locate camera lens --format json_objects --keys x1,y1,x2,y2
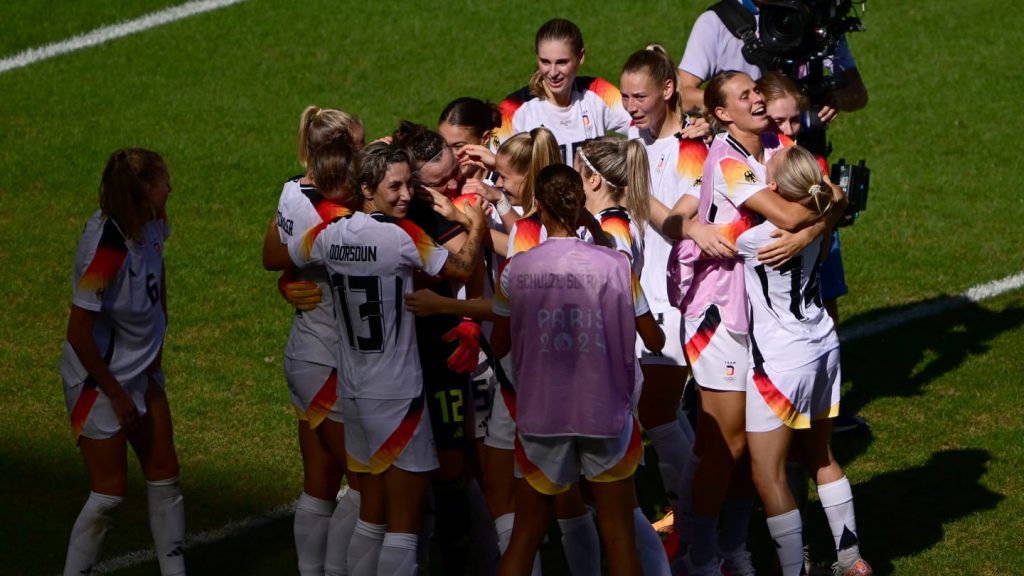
[{"x1": 761, "y1": 3, "x2": 811, "y2": 53}]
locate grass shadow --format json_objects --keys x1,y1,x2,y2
[
  {"x1": 0, "y1": 436, "x2": 300, "y2": 575},
  {"x1": 803, "y1": 448, "x2": 1004, "y2": 575},
  {"x1": 839, "y1": 296, "x2": 1024, "y2": 416}
]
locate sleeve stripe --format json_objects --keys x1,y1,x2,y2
[{"x1": 396, "y1": 219, "x2": 439, "y2": 267}]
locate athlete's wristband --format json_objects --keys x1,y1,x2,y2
[{"x1": 494, "y1": 194, "x2": 512, "y2": 216}]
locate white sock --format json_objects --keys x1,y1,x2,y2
[
  {"x1": 495, "y1": 512, "x2": 515, "y2": 556},
  {"x1": 295, "y1": 492, "x2": 335, "y2": 576},
  {"x1": 674, "y1": 452, "x2": 699, "y2": 553},
  {"x1": 467, "y1": 478, "x2": 500, "y2": 575},
  {"x1": 633, "y1": 507, "x2": 670, "y2": 576},
  {"x1": 689, "y1": 513, "x2": 719, "y2": 568},
  {"x1": 378, "y1": 532, "x2": 418, "y2": 576},
  {"x1": 326, "y1": 488, "x2": 361, "y2": 576},
  {"x1": 147, "y1": 477, "x2": 186, "y2": 576},
  {"x1": 766, "y1": 509, "x2": 804, "y2": 576},
  {"x1": 647, "y1": 421, "x2": 692, "y2": 516},
  {"x1": 818, "y1": 476, "x2": 861, "y2": 568},
  {"x1": 718, "y1": 497, "x2": 753, "y2": 558},
  {"x1": 64, "y1": 491, "x2": 123, "y2": 576},
  {"x1": 495, "y1": 513, "x2": 541, "y2": 575},
  {"x1": 347, "y1": 520, "x2": 385, "y2": 576},
  {"x1": 558, "y1": 511, "x2": 600, "y2": 576}
]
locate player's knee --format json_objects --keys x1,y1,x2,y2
[
  {"x1": 90, "y1": 474, "x2": 129, "y2": 497},
  {"x1": 143, "y1": 454, "x2": 180, "y2": 482}
]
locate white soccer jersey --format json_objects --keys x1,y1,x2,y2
[
  {"x1": 505, "y1": 215, "x2": 548, "y2": 258},
  {"x1": 302, "y1": 212, "x2": 448, "y2": 399},
  {"x1": 276, "y1": 177, "x2": 352, "y2": 366},
  {"x1": 629, "y1": 125, "x2": 709, "y2": 313},
  {"x1": 736, "y1": 222, "x2": 839, "y2": 372},
  {"x1": 498, "y1": 77, "x2": 632, "y2": 165},
  {"x1": 579, "y1": 207, "x2": 645, "y2": 277},
  {"x1": 60, "y1": 211, "x2": 169, "y2": 385}
]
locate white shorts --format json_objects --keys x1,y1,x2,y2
[
  {"x1": 284, "y1": 357, "x2": 343, "y2": 427},
  {"x1": 746, "y1": 348, "x2": 841, "y2": 433},
  {"x1": 484, "y1": 381, "x2": 516, "y2": 451},
  {"x1": 684, "y1": 306, "x2": 749, "y2": 392},
  {"x1": 63, "y1": 370, "x2": 162, "y2": 441},
  {"x1": 514, "y1": 417, "x2": 643, "y2": 495},
  {"x1": 637, "y1": 308, "x2": 687, "y2": 367},
  {"x1": 342, "y1": 395, "x2": 438, "y2": 474}
]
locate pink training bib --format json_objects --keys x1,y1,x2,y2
[{"x1": 507, "y1": 239, "x2": 636, "y2": 437}]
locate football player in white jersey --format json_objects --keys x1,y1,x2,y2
[
  {"x1": 617, "y1": 45, "x2": 714, "y2": 565},
  {"x1": 736, "y1": 145, "x2": 871, "y2": 576},
  {"x1": 439, "y1": 97, "x2": 503, "y2": 184},
  {"x1": 60, "y1": 149, "x2": 185, "y2": 576},
  {"x1": 298, "y1": 137, "x2": 487, "y2": 576},
  {"x1": 662, "y1": 71, "x2": 843, "y2": 575},
  {"x1": 496, "y1": 18, "x2": 631, "y2": 166},
  {"x1": 262, "y1": 106, "x2": 365, "y2": 576}
]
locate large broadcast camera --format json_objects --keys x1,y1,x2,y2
[
  {"x1": 712, "y1": 0, "x2": 871, "y2": 225},
  {"x1": 757, "y1": 0, "x2": 865, "y2": 100},
  {"x1": 760, "y1": 1, "x2": 869, "y2": 226}
]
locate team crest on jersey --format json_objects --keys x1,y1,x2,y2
[
  {"x1": 656, "y1": 155, "x2": 666, "y2": 171},
  {"x1": 724, "y1": 362, "x2": 736, "y2": 381},
  {"x1": 743, "y1": 170, "x2": 756, "y2": 184},
  {"x1": 582, "y1": 113, "x2": 591, "y2": 129}
]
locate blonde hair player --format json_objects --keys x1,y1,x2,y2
[
  {"x1": 736, "y1": 145, "x2": 872, "y2": 576},
  {"x1": 60, "y1": 148, "x2": 186, "y2": 576},
  {"x1": 292, "y1": 135, "x2": 487, "y2": 575},
  {"x1": 618, "y1": 43, "x2": 713, "y2": 565},
  {"x1": 663, "y1": 70, "x2": 845, "y2": 575},
  {"x1": 262, "y1": 105, "x2": 364, "y2": 576},
  {"x1": 496, "y1": 18, "x2": 632, "y2": 165},
  {"x1": 574, "y1": 137, "x2": 674, "y2": 574}
]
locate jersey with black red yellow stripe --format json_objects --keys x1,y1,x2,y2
[
  {"x1": 736, "y1": 222, "x2": 838, "y2": 373},
  {"x1": 680, "y1": 132, "x2": 786, "y2": 332},
  {"x1": 60, "y1": 211, "x2": 169, "y2": 385},
  {"x1": 579, "y1": 207, "x2": 644, "y2": 277},
  {"x1": 303, "y1": 211, "x2": 448, "y2": 399},
  {"x1": 276, "y1": 176, "x2": 352, "y2": 366},
  {"x1": 629, "y1": 123, "x2": 708, "y2": 313},
  {"x1": 497, "y1": 76, "x2": 632, "y2": 165}
]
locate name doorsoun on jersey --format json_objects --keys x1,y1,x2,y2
[{"x1": 328, "y1": 244, "x2": 378, "y2": 262}]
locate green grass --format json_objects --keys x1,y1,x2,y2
[{"x1": 1, "y1": 1, "x2": 1022, "y2": 574}]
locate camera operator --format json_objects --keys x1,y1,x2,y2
[{"x1": 677, "y1": 0, "x2": 868, "y2": 128}]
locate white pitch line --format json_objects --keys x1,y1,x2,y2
[
  {"x1": 0, "y1": 0, "x2": 247, "y2": 75},
  {"x1": 840, "y1": 271, "x2": 1024, "y2": 343},
  {"x1": 86, "y1": 272, "x2": 1024, "y2": 573},
  {"x1": 90, "y1": 501, "x2": 296, "y2": 574}
]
